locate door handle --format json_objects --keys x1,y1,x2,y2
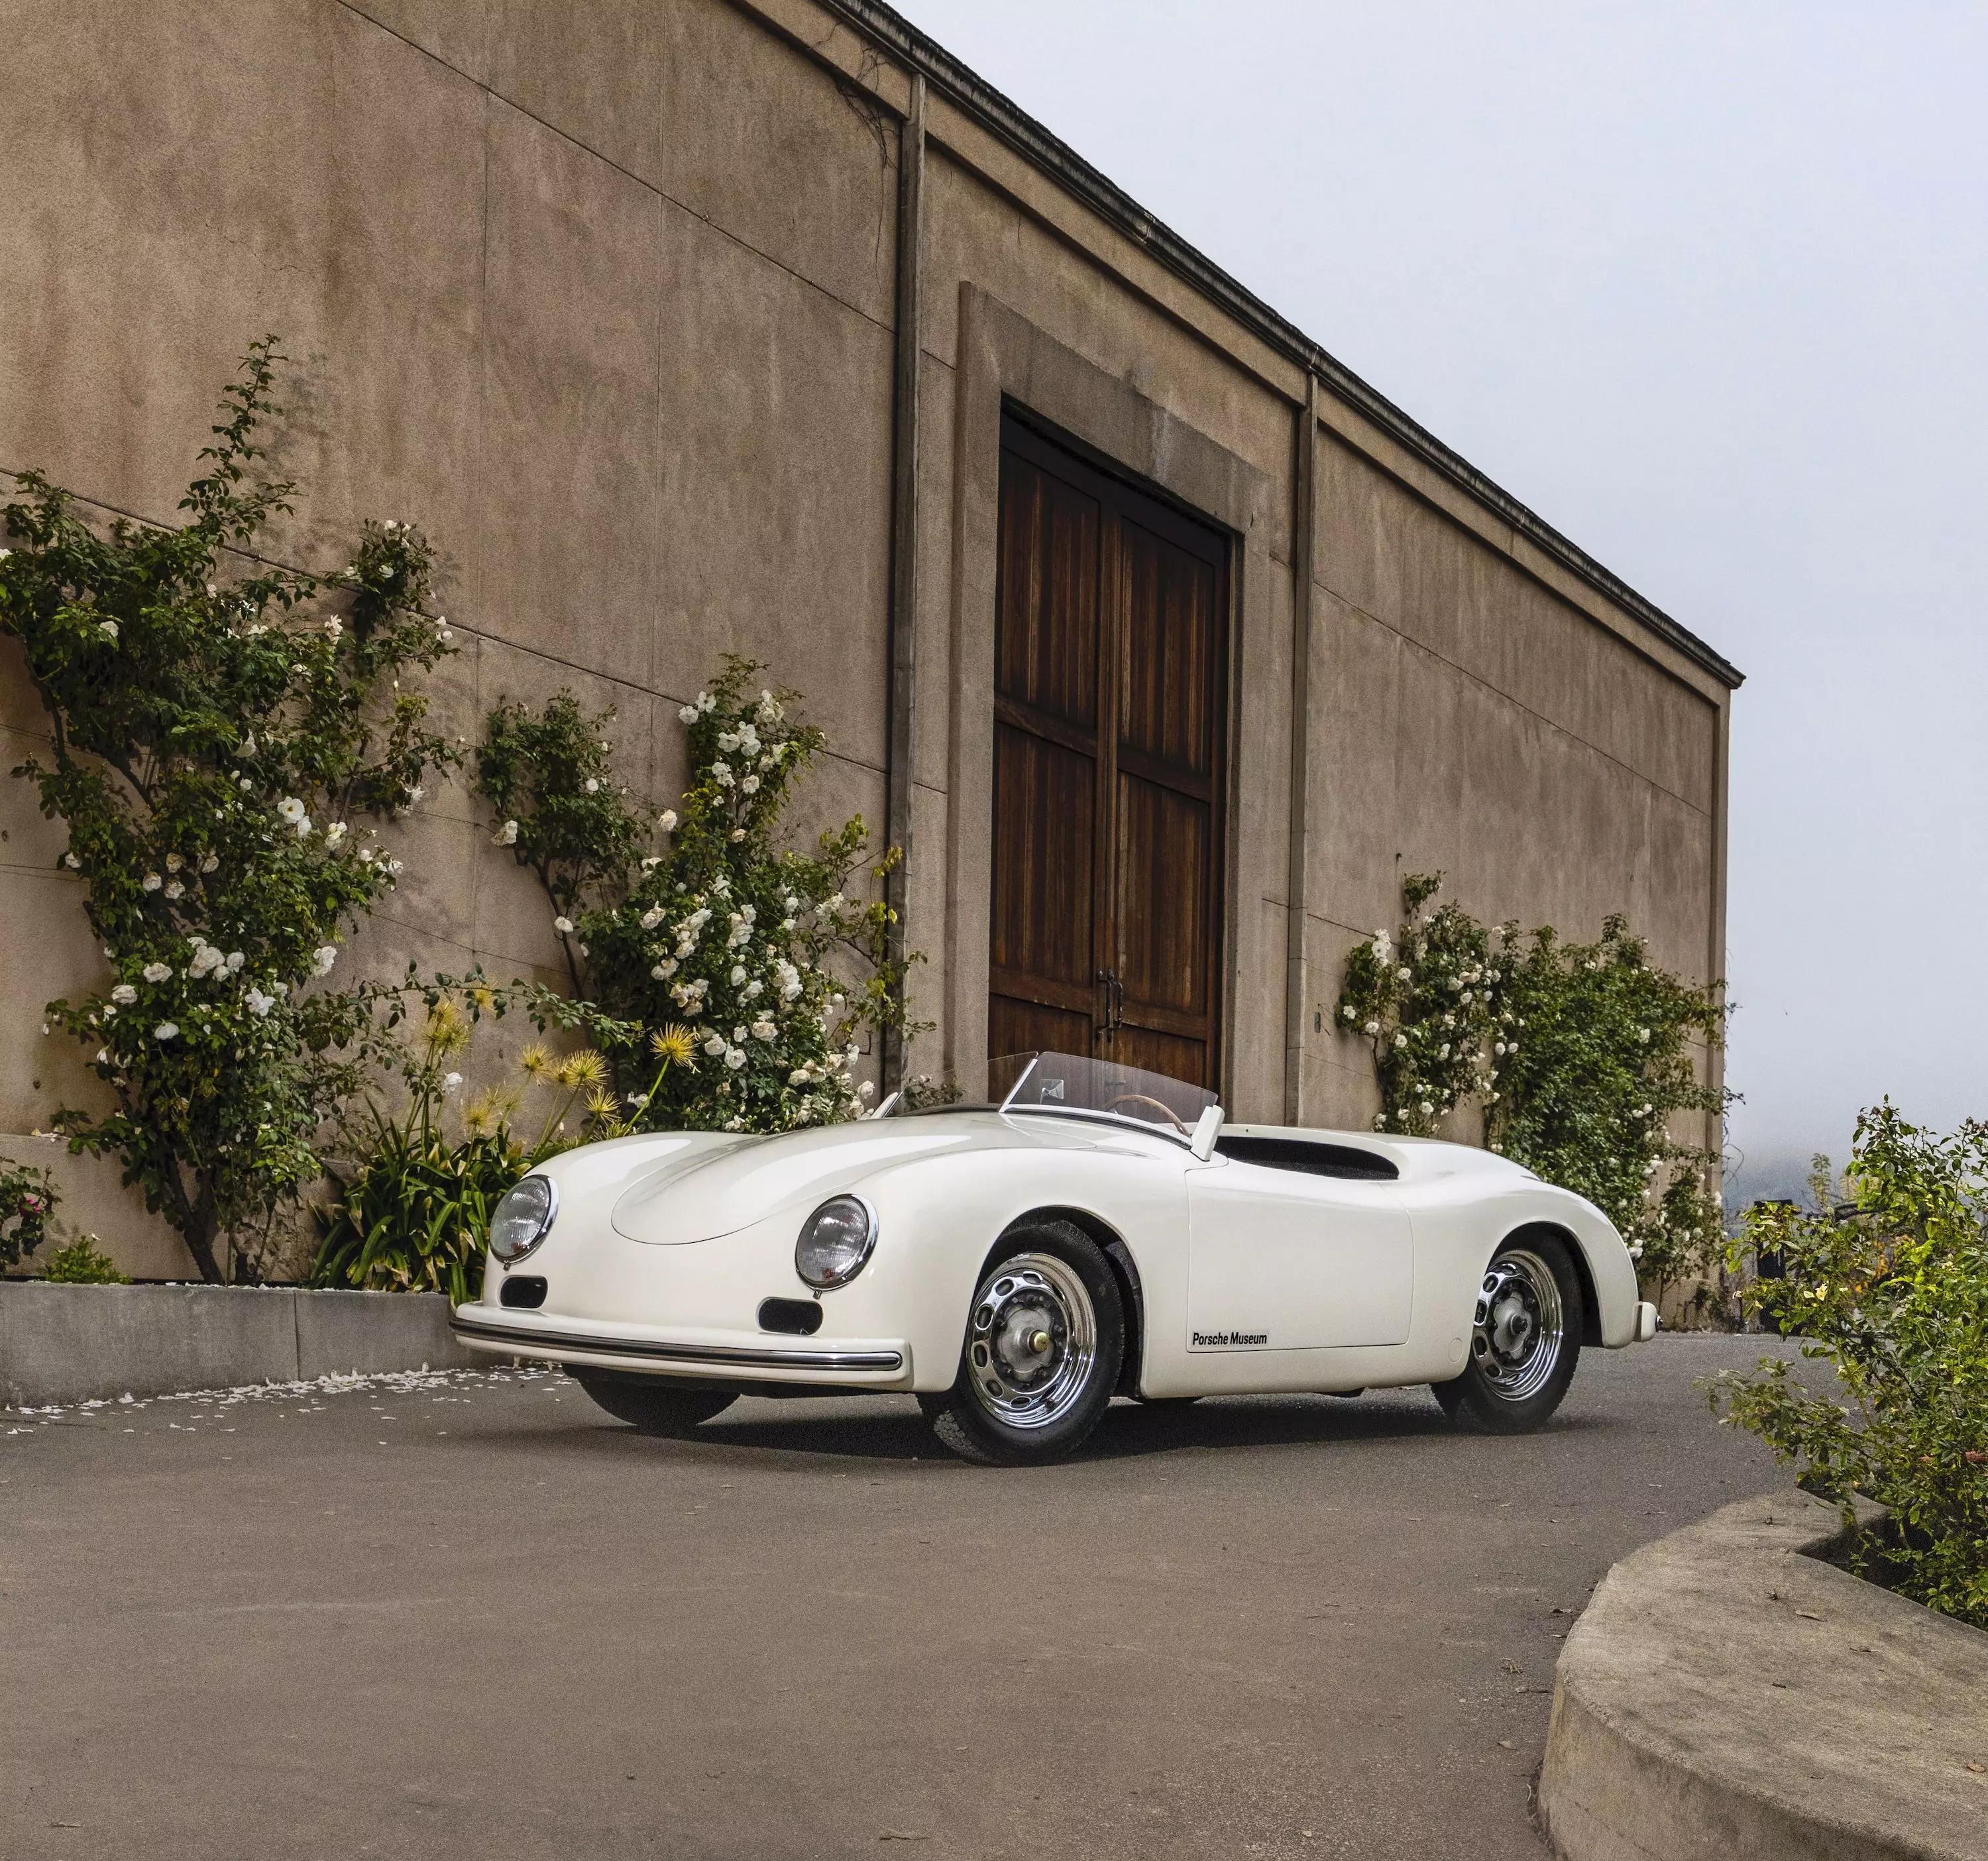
[{"x1": 1096, "y1": 967, "x2": 1123, "y2": 1037}]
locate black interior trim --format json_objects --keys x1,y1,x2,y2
[{"x1": 1215, "y1": 1134, "x2": 1400, "y2": 1182}]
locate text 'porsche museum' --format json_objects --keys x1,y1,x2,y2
[{"x1": 453, "y1": 1053, "x2": 1659, "y2": 1464}]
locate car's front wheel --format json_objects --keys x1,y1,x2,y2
[
  {"x1": 1431, "y1": 1234, "x2": 1584, "y2": 1432},
  {"x1": 920, "y1": 1222, "x2": 1123, "y2": 1465},
  {"x1": 571, "y1": 1371, "x2": 736, "y2": 1436}
]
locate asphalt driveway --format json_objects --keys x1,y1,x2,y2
[{"x1": 2, "y1": 1333, "x2": 1804, "y2": 1860}]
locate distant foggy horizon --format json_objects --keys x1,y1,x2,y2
[{"x1": 899, "y1": 0, "x2": 1988, "y2": 1205}]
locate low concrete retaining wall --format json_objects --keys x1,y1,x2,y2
[
  {"x1": 0, "y1": 1282, "x2": 480, "y2": 1406},
  {"x1": 1539, "y1": 1489, "x2": 1988, "y2": 1861}
]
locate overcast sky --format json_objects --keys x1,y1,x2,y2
[{"x1": 898, "y1": 0, "x2": 1988, "y2": 1198}]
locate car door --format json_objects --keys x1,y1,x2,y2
[{"x1": 1185, "y1": 1154, "x2": 1413, "y2": 1350}]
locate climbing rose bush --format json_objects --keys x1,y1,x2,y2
[
  {"x1": 0, "y1": 340, "x2": 459, "y2": 1282},
  {"x1": 478, "y1": 657, "x2": 916, "y2": 1133},
  {"x1": 1337, "y1": 873, "x2": 1728, "y2": 1303}
]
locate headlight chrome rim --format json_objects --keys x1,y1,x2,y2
[
  {"x1": 795, "y1": 1193, "x2": 877, "y2": 1291},
  {"x1": 489, "y1": 1173, "x2": 559, "y2": 1266}
]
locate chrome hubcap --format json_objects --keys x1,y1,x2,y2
[
  {"x1": 1471, "y1": 1248, "x2": 1565, "y2": 1402},
  {"x1": 966, "y1": 1252, "x2": 1097, "y2": 1431}
]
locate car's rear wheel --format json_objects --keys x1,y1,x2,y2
[
  {"x1": 571, "y1": 1371, "x2": 736, "y2": 1436},
  {"x1": 920, "y1": 1222, "x2": 1123, "y2": 1465},
  {"x1": 1431, "y1": 1234, "x2": 1584, "y2": 1433}
]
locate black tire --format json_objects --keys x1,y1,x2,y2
[
  {"x1": 1431, "y1": 1232, "x2": 1584, "y2": 1434},
  {"x1": 573, "y1": 1371, "x2": 736, "y2": 1436},
  {"x1": 921, "y1": 1221, "x2": 1124, "y2": 1466}
]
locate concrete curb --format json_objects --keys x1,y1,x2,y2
[
  {"x1": 1539, "y1": 1489, "x2": 1988, "y2": 1860},
  {"x1": 0, "y1": 1282, "x2": 478, "y2": 1407}
]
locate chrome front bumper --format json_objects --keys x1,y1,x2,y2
[{"x1": 451, "y1": 1306, "x2": 911, "y2": 1385}]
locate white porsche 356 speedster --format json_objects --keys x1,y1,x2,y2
[{"x1": 452, "y1": 1051, "x2": 1659, "y2": 1464}]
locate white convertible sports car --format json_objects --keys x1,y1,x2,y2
[{"x1": 452, "y1": 1051, "x2": 1659, "y2": 1464}]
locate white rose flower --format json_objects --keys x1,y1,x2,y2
[
  {"x1": 1394, "y1": 1033, "x2": 1408, "y2": 1050},
  {"x1": 142, "y1": 962, "x2": 172, "y2": 983},
  {"x1": 163, "y1": 880, "x2": 186, "y2": 899},
  {"x1": 323, "y1": 616, "x2": 343, "y2": 640},
  {"x1": 199, "y1": 853, "x2": 219, "y2": 873},
  {"x1": 311, "y1": 945, "x2": 339, "y2": 977},
  {"x1": 751, "y1": 1019, "x2": 776, "y2": 1040},
  {"x1": 640, "y1": 906, "x2": 665, "y2": 930},
  {"x1": 406, "y1": 785, "x2": 424, "y2": 806},
  {"x1": 442, "y1": 1072, "x2": 464, "y2": 1094},
  {"x1": 96, "y1": 1049, "x2": 109, "y2": 1065},
  {"x1": 710, "y1": 763, "x2": 732, "y2": 786},
  {"x1": 225, "y1": 951, "x2": 245, "y2": 973},
  {"x1": 1342, "y1": 1004, "x2": 1356, "y2": 1020},
  {"x1": 98, "y1": 619, "x2": 119, "y2": 641},
  {"x1": 154, "y1": 1022, "x2": 179, "y2": 1041},
  {"x1": 324, "y1": 822, "x2": 347, "y2": 847},
  {"x1": 165, "y1": 853, "x2": 184, "y2": 873},
  {"x1": 679, "y1": 704, "x2": 699, "y2": 723},
  {"x1": 292, "y1": 818, "x2": 312, "y2": 839},
  {"x1": 702, "y1": 1034, "x2": 726, "y2": 1057},
  {"x1": 584, "y1": 777, "x2": 600, "y2": 794},
  {"x1": 111, "y1": 983, "x2": 138, "y2": 1006},
  {"x1": 276, "y1": 796, "x2": 306, "y2": 825},
  {"x1": 649, "y1": 961, "x2": 676, "y2": 981},
  {"x1": 740, "y1": 775, "x2": 759, "y2": 794},
  {"x1": 553, "y1": 916, "x2": 574, "y2": 935},
  {"x1": 729, "y1": 964, "x2": 747, "y2": 986},
  {"x1": 1363, "y1": 1019, "x2": 1380, "y2": 1036},
  {"x1": 717, "y1": 730, "x2": 740, "y2": 753},
  {"x1": 1637, "y1": 1027, "x2": 1650, "y2": 1043},
  {"x1": 724, "y1": 1045, "x2": 746, "y2": 1070},
  {"x1": 742, "y1": 979, "x2": 763, "y2": 1000},
  {"x1": 697, "y1": 691, "x2": 715, "y2": 712},
  {"x1": 494, "y1": 819, "x2": 519, "y2": 846},
  {"x1": 659, "y1": 810, "x2": 678, "y2": 833},
  {"x1": 142, "y1": 873, "x2": 163, "y2": 892}
]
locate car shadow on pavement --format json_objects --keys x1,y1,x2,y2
[{"x1": 522, "y1": 1389, "x2": 1611, "y2": 1466}]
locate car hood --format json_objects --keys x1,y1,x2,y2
[{"x1": 608, "y1": 1117, "x2": 999, "y2": 1245}]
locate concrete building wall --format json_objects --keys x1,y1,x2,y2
[{"x1": 0, "y1": 0, "x2": 1735, "y2": 1278}]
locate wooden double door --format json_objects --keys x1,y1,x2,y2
[{"x1": 989, "y1": 413, "x2": 1230, "y2": 1089}]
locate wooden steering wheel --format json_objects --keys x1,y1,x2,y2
[{"x1": 1105, "y1": 1092, "x2": 1190, "y2": 1134}]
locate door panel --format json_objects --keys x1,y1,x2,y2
[
  {"x1": 989, "y1": 723, "x2": 1095, "y2": 991},
  {"x1": 990, "y1": 414, "x2": 1229, "y2": 1088},
  {"x1": 996, "y1": 454, "x2": 1100, "y2": 728},
  {"x1": 1115, "y1": 774, "x2": 1212, "y2": 1018},
  {"x1": 1187, "y1": 1161, "x2": 1414, "y2": 1349}
]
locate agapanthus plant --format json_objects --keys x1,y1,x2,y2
[
  {"x1": 0, "y1": 339, "x2": 461, "y2": 1281},
  {"x1": 477, "y1": 657, "x2": 918, "y2": 1133}
]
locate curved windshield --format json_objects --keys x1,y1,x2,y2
[{"x1": 989, "y1": 1051, "x2": 1217, "y2": 1137}]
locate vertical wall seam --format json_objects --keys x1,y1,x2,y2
[
  {"x1": 1283, "y1": 374, "x2": 1319, "y2": 1125},
  {"x1": 882, "y1": 72, "x2": 926, "y2": 1092}
]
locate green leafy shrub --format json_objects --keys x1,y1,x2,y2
[
  {"x1": 477, "y1": 657, "x2": 918, "y2": 1134},
  {"x1": 1707, "y1": 1104, "x2": 1988, "y2": 1629},
  {"x1": 40, "y1": 1236, "x2": 129, "y2": 1284},
  {"x1": 1, "y1": 1154, "x2": 58, "y2": 1269},
  {"x1": 0, "y1": 340, "x2": 460, "y2": 1281},
  {"x1": 1335, "y1": 873, "x2": 1729, "y2": 1302}
]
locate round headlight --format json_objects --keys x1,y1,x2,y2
[
  {"x1": 795, "y1": 1195, "x2": 876, "y2": 1290},
  {"x1": 489, "y1": 1174, "x2": 557, "y2": 1264}
]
